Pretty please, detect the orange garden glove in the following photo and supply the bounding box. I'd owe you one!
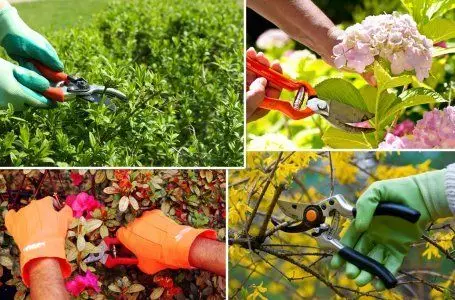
[117,210,218,274]
[5,197,73,287]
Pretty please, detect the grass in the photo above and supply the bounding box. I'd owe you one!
[13,0,111,31]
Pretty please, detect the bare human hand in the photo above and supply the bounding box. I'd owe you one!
[246,47,283,122]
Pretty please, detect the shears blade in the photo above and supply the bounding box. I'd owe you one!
[277,200,307,220]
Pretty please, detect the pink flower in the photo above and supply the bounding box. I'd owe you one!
[378,133,407,149]
[70,172,84,186]
[379,106,455,149]
[392,119,415,136]
[65,270,100,297]
[66,192,101,218]
[256,29,291,50]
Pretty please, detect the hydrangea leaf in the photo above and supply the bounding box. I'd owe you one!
[322,127,376,148]
[426,0,455,20]
[421,18,455,42]
[380,88,447,124]
[432,46,455,57]
[374,61,413,93]
[314,78,368,112]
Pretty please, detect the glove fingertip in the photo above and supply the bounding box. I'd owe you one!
[329,254,343,269]
[60,205,74,222]
[5,210,17,231]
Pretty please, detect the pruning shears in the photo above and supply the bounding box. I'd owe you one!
[31,60,127,111]
[246,56,375,133]
[84,237,138,268]
[272,194,421,289]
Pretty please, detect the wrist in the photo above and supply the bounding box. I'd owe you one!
[20,237,71,287]
[444,164,455,215]
[415,169,452,220]
[321,26,343,66]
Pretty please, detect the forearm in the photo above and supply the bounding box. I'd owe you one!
[28,258,69,300]
[189,237,226,276]
[0,1,9,9]
[247,0,339,64]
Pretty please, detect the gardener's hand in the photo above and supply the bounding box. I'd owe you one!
[5,197,73,287]
[0,2,63,72]
[0,58,54,110]
[330,169,454,290]
[117,210,219,275]
[246,47,282,123]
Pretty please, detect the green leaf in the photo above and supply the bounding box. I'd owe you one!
[314,78,367,111]
[381,88,447,123]
[85,219,103,234]
[432,46,455,57]
[322,127,375,149]
[77,235,86,252]
[89,132,97,149]
[127,284,146,294]
[100,225,109,238]
[421,18,455,42]
[426,0,455,20]
[374,61,413,93]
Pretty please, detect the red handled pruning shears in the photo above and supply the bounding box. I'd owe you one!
[31,60,127,112]
[246,56,375,133]
[84,237,138,268]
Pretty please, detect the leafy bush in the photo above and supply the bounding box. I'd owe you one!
[247,0,455,149]
[229,152,454,299]
[0,0,244,167]
[0,169,226,299]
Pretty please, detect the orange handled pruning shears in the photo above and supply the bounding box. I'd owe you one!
[246,56,375,133]
[31,60,127,111]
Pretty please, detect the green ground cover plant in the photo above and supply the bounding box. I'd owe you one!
[0,0,244,167]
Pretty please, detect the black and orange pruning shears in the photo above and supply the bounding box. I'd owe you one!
[31,60,127,111]
[272,194,421,289]
[247,56,375,133]
[84,237,138,268]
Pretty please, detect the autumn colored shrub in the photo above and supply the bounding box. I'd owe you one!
[229,152,454,299]
[0,0,244,167]
[0,169,226,299]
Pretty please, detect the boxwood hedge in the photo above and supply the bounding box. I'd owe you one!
[0,0,244,167]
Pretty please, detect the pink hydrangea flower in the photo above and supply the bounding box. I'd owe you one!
[65,270,100,297]
[256,29,291,50]
[392,119,415,136]
[379,106,455,149]
[66,192,101,218]
[333,12,433,81]
[70,172,84,186]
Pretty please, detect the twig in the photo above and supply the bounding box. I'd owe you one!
[328,152,335,197]
[257,183,285,242]
[422,234,455,263]
[243,152,283,235]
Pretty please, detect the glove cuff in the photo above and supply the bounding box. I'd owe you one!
[0,4,15,42]
[164,227,218,269]
[416,169,451,220]
[20,237,71,287]
[444,163,455,216]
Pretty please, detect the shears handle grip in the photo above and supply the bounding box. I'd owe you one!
[341,203,420,289]
[261,98,315,120]
[30,60,68,102]
[103,237,138,268]
[338,247,397,289]
[246,56,317,119]
[355,202,421,223]
[246,56,316,95]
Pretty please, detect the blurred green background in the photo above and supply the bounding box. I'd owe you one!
[11,0,111,30]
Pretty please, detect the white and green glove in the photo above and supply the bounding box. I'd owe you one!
[0,2,63,73]
[331,164,455,290]
[0,58,53,109]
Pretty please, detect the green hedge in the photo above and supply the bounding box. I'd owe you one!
[0,0,244,167]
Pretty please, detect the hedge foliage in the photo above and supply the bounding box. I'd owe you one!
[0,0,244,167]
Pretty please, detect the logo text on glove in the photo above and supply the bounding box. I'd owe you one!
[23,242,45,252]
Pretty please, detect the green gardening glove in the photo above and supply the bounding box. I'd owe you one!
[330,170,452,290]
[0,58,53,110]
[0,3,63,72]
